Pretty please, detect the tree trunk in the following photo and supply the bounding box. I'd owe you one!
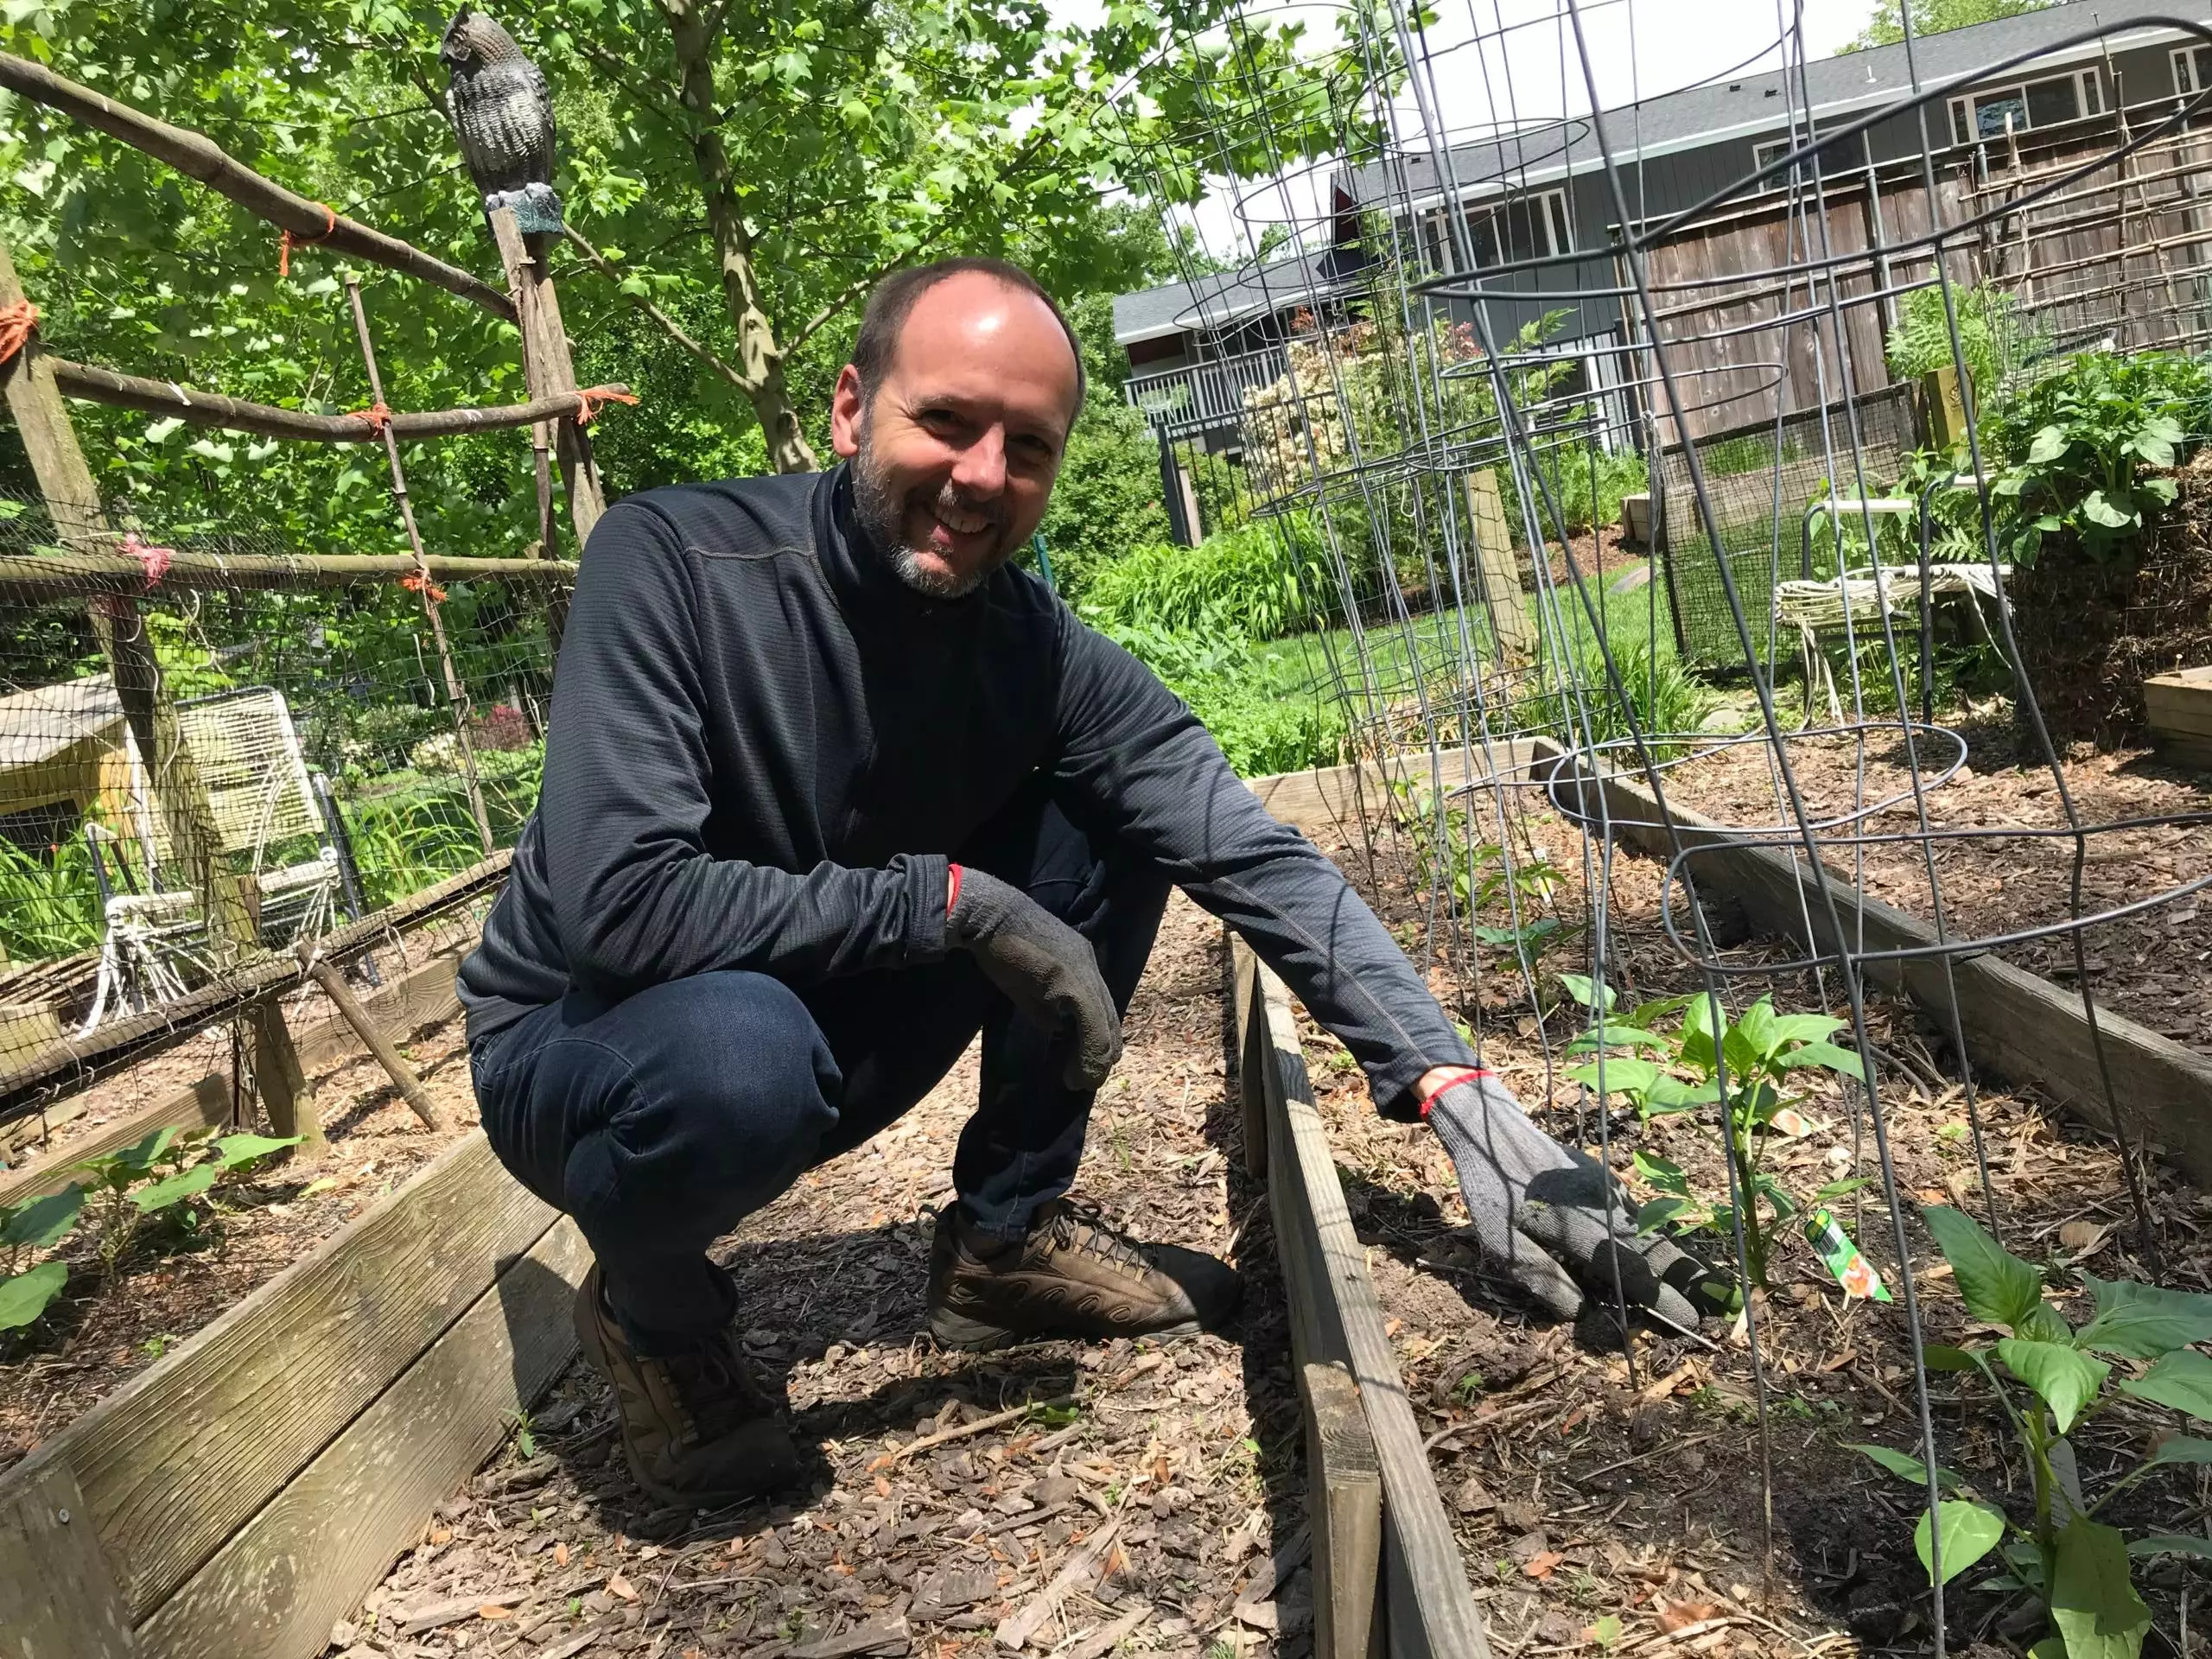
[660,0,818,474]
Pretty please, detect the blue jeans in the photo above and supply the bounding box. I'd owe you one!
[469,786,1170,1343]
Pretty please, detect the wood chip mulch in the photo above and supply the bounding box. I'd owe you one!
[341,893,1313,1659]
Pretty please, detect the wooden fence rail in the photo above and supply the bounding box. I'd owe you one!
[0,548,575,600]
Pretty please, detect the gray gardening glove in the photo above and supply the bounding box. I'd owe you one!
[946,866,1123,1090]
[1426,1071,1713,1329]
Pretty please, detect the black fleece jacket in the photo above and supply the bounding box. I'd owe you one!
[458,465,1473,1117]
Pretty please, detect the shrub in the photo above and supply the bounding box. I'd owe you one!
[1078,521,1330,642]
[1513,443,1649,539]
[1092,613,1343,777]
[1885,279,2031,404]
[1984,350,2207,564]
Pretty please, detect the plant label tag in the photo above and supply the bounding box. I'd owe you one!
[1807,1207,1891,1301]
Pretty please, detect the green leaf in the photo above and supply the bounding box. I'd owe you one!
[2142,1435,2212,1469]
[211,1133,300,1172]
[0,1260,68,1330]
[1733,997,1778,1063]
[2050,1516,2150,1659]
[1847,1441,1963,1491]
[2116,1351,2212,1421]
[1921,1205,2044,1330]
[1995,1339,2109,1434]
[112,1127,177,1177]
[1916,1501,2007,1586]
[1924,1343,1981,1372]
[2082,491,2136,531]
[1567,1058,1662,1097]
[131,1162,216,1213]
[1775,1042,1872,1085]
[1566,1024,1675,1056]
[2127,1535,2212,1560]
[2077,1274,2212,1358]
[1813,1177,1871,1204]
[2027,424,2070,463]
[2021,1302,2075,1343]
[1635,1197,1699,1234]
[1765,1012,1847,1048]
[0,1184,84,1250]
[1633,1151,1693,1197]
[1555,974,1616,1014]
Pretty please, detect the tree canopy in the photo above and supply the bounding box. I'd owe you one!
[0,0,1393,565]
[1843,0,2056,54]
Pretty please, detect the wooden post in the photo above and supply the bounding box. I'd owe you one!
[487,207,602,550]
[1922,365,1968,453]
[342,280,496,856]
[244,996,318,1149]
[297,946,443,1131]
[0,1457,138,1659]
[1465,468,1535,667]
[1303,1359,1384,1659]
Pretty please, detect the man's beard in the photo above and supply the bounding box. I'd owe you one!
[850,423,1012,600]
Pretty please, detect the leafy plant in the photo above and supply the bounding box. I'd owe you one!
[1565,984,1870,1287]
[1079,520,1330,643]
[0,1183,85,1331]
[1885,280,2031,407]
[1983,351,2206,565]
[73,1126,299,1274]
[1853,1205,2212,1659]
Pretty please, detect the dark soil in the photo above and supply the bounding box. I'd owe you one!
[1311,787,2212,1659]
[2008,452,2212,746]
[1658,723,2212,1050]
[0,926,487,1471]
[340,894,1308,1659]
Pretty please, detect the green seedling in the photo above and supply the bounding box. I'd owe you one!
[1853,1205,2212,1659]
[73,1127,299,1273]
[0,1182,85,1331]
[1562,981,1871,1288]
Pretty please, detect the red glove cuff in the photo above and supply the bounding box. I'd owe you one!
[946,862,963,918]
[1416,1065,1492,1117]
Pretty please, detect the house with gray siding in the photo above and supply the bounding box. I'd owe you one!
[1114,0,2212,462]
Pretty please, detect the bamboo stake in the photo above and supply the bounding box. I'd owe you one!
[0,550,574,601]
[342,280,496,856]
[44,357,630,445]
[0,51,512,321]
[295,944,443,1131]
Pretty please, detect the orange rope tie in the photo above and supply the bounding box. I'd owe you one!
[572,385,640,426]
[118,531,176,588]
[0,301,39,367]
[401,569,448,603]
[349,401,395,434]
[277,201,338,279]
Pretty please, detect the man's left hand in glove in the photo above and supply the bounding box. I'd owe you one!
[1419,1065,1719,1330]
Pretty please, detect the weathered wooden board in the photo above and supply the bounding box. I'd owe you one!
[0,1131,558,1618]
[2145,667,2212,754]
[131,1217,588,1659]
[1231,937,1485,1659]
[1303,1360,1384,1659]
[1244,743,1539,842]
[0,1456,138,1659]
[0,950,466,1208]
[1529,739,2212,1185]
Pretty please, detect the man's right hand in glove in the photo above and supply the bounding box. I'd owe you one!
[1420,1066,1719,1330]
[945,865,1123,1090]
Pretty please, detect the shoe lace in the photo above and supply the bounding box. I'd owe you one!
[1040,1198,1155,1276]
[657,1332,771,1441]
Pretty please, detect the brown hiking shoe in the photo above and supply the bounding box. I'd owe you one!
[927,1198,1241,1349]
[571,1265,803,1509]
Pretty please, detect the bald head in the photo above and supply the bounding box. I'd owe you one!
[831,264,1084,600]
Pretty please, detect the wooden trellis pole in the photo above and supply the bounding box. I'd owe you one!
[342,279,497,857]
[487,208,604,554]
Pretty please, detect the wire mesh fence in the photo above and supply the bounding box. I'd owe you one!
[0,481,564,1102]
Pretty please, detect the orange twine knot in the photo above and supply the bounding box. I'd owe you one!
[277,201,338,279]
[0,301,39,367]
[401,569,448,603]
[350,401,395,434]
[119,531,175,588]
[573,384,640,426]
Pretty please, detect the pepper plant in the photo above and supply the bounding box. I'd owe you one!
[73,1125,300,1274]
[1853,1205,2212,1659]
[1560,979,1870,1287]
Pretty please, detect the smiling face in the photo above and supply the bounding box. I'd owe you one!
[830,271,1082,600]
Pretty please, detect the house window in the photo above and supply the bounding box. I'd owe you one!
[1753,127,1871,182]
[1421,190,1573,275]
[2174,43,2212,97]
[1948,68,2101,143]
